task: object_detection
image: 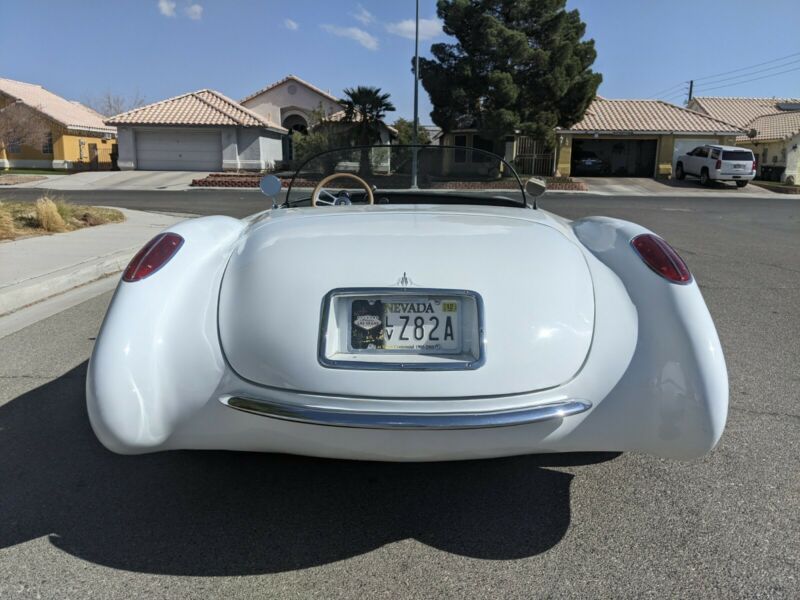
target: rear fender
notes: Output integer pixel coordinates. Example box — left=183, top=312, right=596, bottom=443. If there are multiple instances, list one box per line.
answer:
left=86, top=215, right=245, bottom=454
left=572, top=217, right=728, bottom=459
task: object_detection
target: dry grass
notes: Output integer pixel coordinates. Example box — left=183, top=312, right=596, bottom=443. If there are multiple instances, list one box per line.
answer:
left=0, top=196, right=125, bottom=241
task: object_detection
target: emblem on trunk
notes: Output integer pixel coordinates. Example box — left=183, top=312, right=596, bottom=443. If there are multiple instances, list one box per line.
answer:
left=354, top=314, right=382, bottom=331
left=396, top=272, right=415, bottom=287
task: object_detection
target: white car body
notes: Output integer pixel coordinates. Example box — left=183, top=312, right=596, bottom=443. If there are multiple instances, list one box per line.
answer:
left=86, top=198, right=728, bottom=462
left=675, top=144, right=756, bottom=186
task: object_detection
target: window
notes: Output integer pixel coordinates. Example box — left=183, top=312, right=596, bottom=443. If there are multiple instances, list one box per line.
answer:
left=42, top=132, right=53, bottom=155
left=721, top=150, right=753, bottom=161
left=7, top=138, right=21, bottom=154
left=710, top=148, right=721, bottom=159
left=472, top=135, right=494, bottom=163
left=454, top=134, right=467, bottom=163
left=696, top=147, right=709, bottom=158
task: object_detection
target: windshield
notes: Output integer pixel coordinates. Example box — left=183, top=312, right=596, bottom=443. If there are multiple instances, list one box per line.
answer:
left=284, top=145, right=527, bottom=208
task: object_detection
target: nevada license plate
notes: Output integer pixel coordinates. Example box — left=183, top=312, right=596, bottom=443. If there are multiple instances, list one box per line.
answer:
left=350, top=296, right=461, bottom=353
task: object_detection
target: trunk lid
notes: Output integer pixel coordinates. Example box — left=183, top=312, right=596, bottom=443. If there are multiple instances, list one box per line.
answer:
left=218, top=207, right=594, bottom=398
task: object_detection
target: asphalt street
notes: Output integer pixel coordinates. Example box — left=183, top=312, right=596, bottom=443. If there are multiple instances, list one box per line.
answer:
left=0, top=192, right=798, bottom=599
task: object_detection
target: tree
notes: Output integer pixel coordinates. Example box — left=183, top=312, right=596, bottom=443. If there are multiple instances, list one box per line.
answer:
left=292, top=104, right=348, bottom=169
left=418, top=0, right=601, bottom=147
left=392, top=118, right=432, bottom=146
left=340, top=86, right=396, bottom=174
left=0, top=101, right=50, bottom=157
left=83, top=90, right=146, bottom=117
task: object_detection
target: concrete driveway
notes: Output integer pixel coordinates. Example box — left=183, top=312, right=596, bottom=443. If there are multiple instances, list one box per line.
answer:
left=12, top=170, right=208, bottom=192
left=582, top=177, right=779, bottom=197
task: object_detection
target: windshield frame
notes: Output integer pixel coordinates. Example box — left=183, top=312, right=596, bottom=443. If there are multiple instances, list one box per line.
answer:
left=283, top=144, right=529, bottom=208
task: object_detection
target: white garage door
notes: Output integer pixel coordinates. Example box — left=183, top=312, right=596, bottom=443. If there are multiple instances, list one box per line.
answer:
left=673, top=138, right=719, bottom=168
left=135, top=129, right=222, bottom=171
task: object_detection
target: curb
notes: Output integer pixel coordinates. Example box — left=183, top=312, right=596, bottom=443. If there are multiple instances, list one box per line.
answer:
left=0, top=247, right=133, bottom=316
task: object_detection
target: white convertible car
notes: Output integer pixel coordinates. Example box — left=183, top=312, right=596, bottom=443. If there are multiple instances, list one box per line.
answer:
left=87, top=145, right=728, bottom=461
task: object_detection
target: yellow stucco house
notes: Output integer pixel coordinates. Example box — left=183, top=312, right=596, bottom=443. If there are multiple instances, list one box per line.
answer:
left=0, top=77, right=116, bottom=170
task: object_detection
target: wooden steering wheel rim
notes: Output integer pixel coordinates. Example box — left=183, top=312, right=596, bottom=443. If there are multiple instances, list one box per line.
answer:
left=311, top=172, right=375, bottom=207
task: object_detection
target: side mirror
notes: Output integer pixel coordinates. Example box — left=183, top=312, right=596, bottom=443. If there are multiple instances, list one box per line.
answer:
left=259, top=175, right=282, bottom=207
left=525, top=177, right=547, bottom=198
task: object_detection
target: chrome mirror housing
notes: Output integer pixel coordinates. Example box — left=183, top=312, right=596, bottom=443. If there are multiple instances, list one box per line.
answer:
left=259, top=174, right=282, bottom=207
left=525, top=177, right=547, bottom=198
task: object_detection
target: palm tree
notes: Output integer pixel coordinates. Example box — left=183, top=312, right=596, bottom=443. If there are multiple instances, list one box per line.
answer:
left=340, top=86, right=396, bottom=174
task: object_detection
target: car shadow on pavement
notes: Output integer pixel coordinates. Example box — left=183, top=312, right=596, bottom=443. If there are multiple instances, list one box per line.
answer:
left=0, top=362, right=619, bottom=575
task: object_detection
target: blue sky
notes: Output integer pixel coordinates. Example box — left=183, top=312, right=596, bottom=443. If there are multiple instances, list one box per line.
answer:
left=1, top=0, right=799, bottom=122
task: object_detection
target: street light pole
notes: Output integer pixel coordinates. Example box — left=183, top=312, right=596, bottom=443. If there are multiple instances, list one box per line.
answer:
left=410, top=0, right=420, bottom=189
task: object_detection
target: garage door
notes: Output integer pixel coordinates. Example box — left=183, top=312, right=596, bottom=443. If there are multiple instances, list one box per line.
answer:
left=572, top=139, right=657, bottom=177
left=135, top=129, right=222, bottom=171
left=672, top=138, right=719, bottom=169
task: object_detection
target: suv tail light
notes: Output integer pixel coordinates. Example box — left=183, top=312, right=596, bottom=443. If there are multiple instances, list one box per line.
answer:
left=752, top=159, right=757, bottom=172
left=123, top=232, right=184, bottom=282
left=715, top=159, right=722, bottom=170
left=630, top=234, right=692, bottom=284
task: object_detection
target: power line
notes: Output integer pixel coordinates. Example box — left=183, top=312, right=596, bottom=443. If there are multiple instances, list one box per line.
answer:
left=693, top=50, right=800, bottom=82
left=650, top=81, right=688, bottom=98
left=692, top=57, right=800, bottom=87
left=693, top=64, right=800, bottom=93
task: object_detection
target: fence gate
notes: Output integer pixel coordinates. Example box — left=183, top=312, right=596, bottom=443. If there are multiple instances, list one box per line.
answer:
left=513, top=136, right=554, bottom=176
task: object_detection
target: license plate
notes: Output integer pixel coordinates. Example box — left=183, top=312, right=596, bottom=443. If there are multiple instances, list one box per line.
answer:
left=734, top=164, right=744, bottom=169
left=350, top=296, right=461, bottom=353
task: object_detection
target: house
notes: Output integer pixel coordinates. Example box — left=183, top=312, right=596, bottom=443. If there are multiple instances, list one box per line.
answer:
left=240, top=75, right=396, bottom=160
left=0, top=77, right=116, bottom=170
left=105, top=89, right=286, bottom=171
left=555, top=98, right=743, bottom=178
left=688, top=97, right=800, bottom=184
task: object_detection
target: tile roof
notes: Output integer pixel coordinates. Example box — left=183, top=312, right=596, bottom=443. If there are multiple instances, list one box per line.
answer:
left=738, top=111, right=800, bottom=142
left=0, top=77, right=116, bottom=134
left=559, top=98, right=742, bottom=134
left=690, top=96, right=800, bottom=129
left=240, top=74, right=341, bottom=105
left=104, top=89, right=286, bottom=132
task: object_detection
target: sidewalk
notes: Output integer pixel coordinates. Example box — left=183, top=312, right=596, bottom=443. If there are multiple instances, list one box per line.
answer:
left=10, top=170, right=205, bottom=192
left=580, top=177, right=781, bottom=197
left=0, top=208, right=184, bottom=316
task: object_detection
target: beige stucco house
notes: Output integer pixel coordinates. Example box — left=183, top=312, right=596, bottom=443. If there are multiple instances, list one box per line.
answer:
left=240, top=75, right=396, bottom=160
left=555, top=98, right=742, bottom=178
left=688, top=97, right=800, bottom=184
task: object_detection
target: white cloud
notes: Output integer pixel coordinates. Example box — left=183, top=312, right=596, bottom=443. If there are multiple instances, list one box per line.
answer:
left=284, top=18, right=299, bottom=31
left=157, top=0, right=176, bottom=17
left=321, top=25, right=379, bottom=51
left=386, top=17, right=442, bottom=41
left=352, top=4, right=374, bottom=26
left=184, top=3, right=203, bottom=20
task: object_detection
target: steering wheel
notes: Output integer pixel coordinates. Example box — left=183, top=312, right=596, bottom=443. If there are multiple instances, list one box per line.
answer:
left=311, top=173, right=375, bottom=207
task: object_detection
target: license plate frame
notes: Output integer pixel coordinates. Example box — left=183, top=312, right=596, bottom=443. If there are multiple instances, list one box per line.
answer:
left=319, top=288, right=485, bottom=371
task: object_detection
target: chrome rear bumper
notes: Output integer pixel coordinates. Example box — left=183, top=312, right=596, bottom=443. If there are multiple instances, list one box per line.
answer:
left=220, top=396, right=592, bottom=430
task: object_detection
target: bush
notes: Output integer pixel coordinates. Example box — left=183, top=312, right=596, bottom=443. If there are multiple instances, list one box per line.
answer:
left=35, top=196, right=67, bottom=232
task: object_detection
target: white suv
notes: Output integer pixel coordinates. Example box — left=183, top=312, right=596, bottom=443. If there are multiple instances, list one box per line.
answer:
left=675, top=145, right=756, bottom=187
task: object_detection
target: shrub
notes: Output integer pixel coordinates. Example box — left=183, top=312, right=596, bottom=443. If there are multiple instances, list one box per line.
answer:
left=35, top=197, right=67, bottom=232
left=0, top=211, right=14, bottom=239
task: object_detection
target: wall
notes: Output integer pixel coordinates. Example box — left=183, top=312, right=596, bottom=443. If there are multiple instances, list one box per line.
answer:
left=242, top=80, right=341, bottom=127
left=1, top=121, right=114, bottom=170
left=741, top=136, right=800, bottom=183
left=236, top=128, right=283, bottom=171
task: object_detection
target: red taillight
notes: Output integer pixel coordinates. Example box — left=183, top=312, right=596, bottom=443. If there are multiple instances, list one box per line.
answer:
left=630, top=234, right=692, bottom=284
left=715, top=159, right=722, bottom=170
left=752, top=159, right=757, bottom=172
left=122, top=232, right=184, bottom=282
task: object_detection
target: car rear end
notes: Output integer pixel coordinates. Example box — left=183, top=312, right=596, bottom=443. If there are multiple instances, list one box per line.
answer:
left=712, top=147, right=756, bottom=184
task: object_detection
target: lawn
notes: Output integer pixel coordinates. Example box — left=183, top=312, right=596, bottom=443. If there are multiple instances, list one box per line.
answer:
left=0, top=196, right=124, bottom=241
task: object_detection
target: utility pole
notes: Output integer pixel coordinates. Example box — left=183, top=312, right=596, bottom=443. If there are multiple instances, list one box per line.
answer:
left=688, top=80, right=694, bottom=103
left=410, top=0, right=420, bottom=189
